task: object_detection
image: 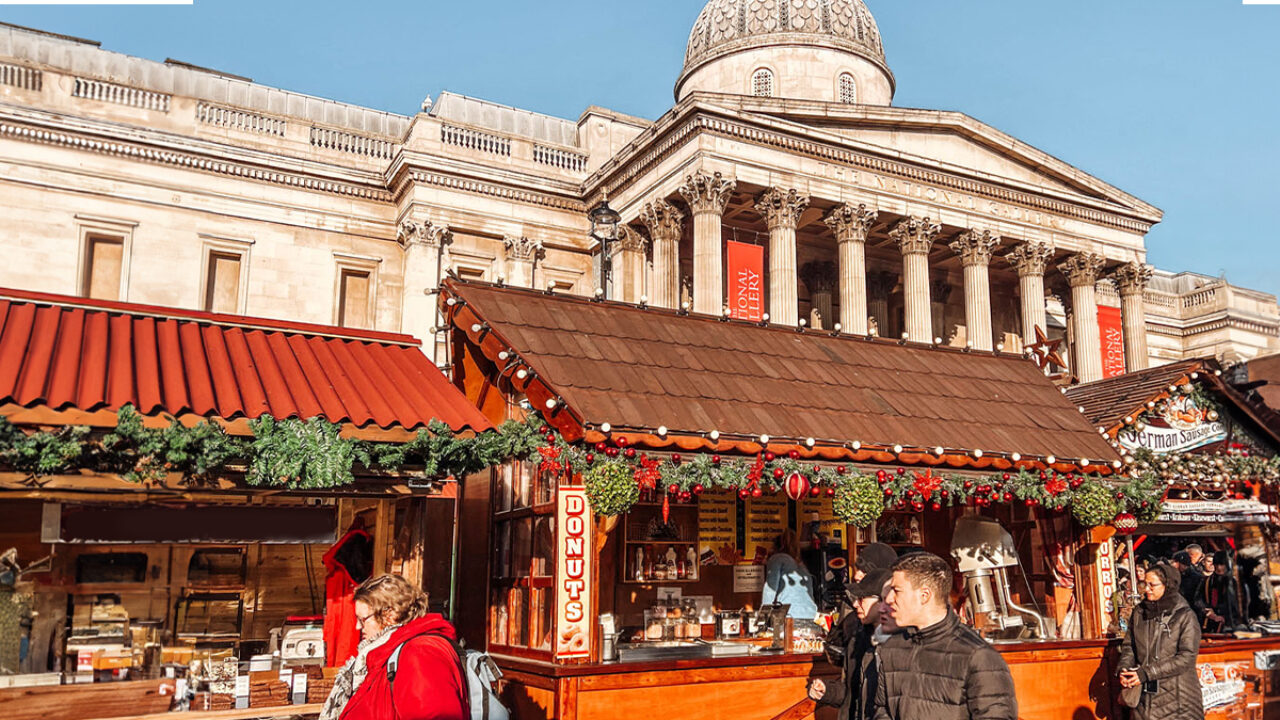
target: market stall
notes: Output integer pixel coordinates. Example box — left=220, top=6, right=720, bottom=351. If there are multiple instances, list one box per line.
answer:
left=1068, top=358, right=1280, bottom=720
left=0, top=288, right=501, bottom=719
left=442, top=278, right=1165, bottom=720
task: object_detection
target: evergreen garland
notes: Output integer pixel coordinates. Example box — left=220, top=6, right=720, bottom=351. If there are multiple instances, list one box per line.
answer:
left=582, top=459, right=641, bottom=517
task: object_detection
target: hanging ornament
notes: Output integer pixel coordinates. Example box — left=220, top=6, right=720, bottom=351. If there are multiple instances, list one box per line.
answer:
left=662, top=493, right=671, bottom=524
left=785, top=472, right=810, bottom=501
left=624, top=448, right=637, bottom=459
left=788, top=449, right=800, bottom=460
left=692, top=484, right=705, bottom=495
left=808, top=485, right=822, bottom=498
left=1113, top=513, right=1139, bottom=536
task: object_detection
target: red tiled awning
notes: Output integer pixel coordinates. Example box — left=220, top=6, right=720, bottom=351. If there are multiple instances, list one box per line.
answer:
left=0, top=287, right=492, bottom=433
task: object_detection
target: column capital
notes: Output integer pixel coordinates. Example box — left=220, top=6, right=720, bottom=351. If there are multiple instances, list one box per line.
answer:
left=1111, top=261, right=1153, bottom=296
left=823, top=203, right=878, bottom=244
left=755, top=187, right=811, bottom=230
left=1058, top=252, right=1106, bottom=288
left=799, top=260, right=837, bottom=294
left=615, top=225, right=649, bottom=254
left=1004, top=241, right=1054, bottom=277
left=948, top=229, right=1001, bottom=267
left=931, top=277, right=954, bottom=305
left=398, top=219, right=453, bottom=249
left=866, top=270, right=898, bottom=297
left=889, top=216, right=941, bottom=255
left=678, top=171, right=736, bottom=215
left=503, top=235, right=545, bottom=262
left=639, top=198, right=685, bottom=241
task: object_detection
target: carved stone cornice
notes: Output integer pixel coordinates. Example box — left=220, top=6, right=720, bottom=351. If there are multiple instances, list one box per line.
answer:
left=1112, top=261, right=1154, bottom=296
left=822, top=203, right=878, bottom=244
left=397, top=219, right=453, bottom=249
left=615, top=225, right=649, bottom=254
left=503, top=235, right=545, bottom=263
left=1005, top=242, right=1055, bottom=278
left=639, top=198, right=685, bottom=242
left=678, top=170, right=736, bottom=215
left=754, top=187, right=811, bottom=230
left=889, top=216, right=941, bottom=256
left=1058, top=252, right=1106, bottom=288
left=866, top=270, right=898, bottom=296
left=948, top=229, right=1001, bottom=267
left=799, top=261, right=838, bottom=294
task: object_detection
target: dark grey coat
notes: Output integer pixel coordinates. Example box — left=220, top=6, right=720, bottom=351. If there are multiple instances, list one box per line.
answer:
left=872, top=612, right=1017, bottom=720
left=1118, top=594, right=1204, bottom=720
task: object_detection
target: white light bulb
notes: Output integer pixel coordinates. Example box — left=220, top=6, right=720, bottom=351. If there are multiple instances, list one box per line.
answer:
left=445, top=297, right=457, bottom=306
left=709, top=430, right=720, bottom=441
left=851, top=441, right=862, bottom=450
left=682, top=302, right=691, bottom=311
left=760, top=434, right=771, bottom=444
left=1011, top=452, right=1022, bottom=462
left=934, top=337, right=942, bottom=345
left=805, top=437, right=815, bottom=447
left=594, top=288, right=604, bottom=297
left=901, top=332, right=910, bottom=340
left=799, top=319, right=807, bottom=328
left=762, top=313, right=771, bottom=322
left=893, top=444, right=903, bottom=454
left=545, top=398, right=557, bottom=409
left=934, top=446, right=944, bottom=456
left=640, top=295, right=649, bottom=305
left=833, top=323, right=842, bottom=332
left=516, top=369, right=528, bottom=379
left=996, top=343, right=1005, bottom=352
left=1046, top=455, right=1056, bottom=465
left=547, top=280, right=557, bottom=290
left=470, top=323, right=482, bottom=333
left=657, top=426, right=668, bottom=437
left=498, top=351, right=510, bottom=361
left=600, top=422, right=611, bottom=433
left=973, top=449, right=983, bottom=458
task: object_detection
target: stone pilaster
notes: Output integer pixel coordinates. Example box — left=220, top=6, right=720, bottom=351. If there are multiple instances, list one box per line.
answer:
left=889, top=216, right=941, bottom=342
left=397, top=218, right=453, bottom=365
left=1059, top=252, right=1106, bottom=383
left=1005, top=242, right=1054, bottom=345
left=866, top=271, right=897, bottom=336
left=678, top=171, right=735, bottom=314
left=949, top=229, right=1001, bottom=351
left=639, top=199, right=684, bottom=308
left=799, top=261, right=837, bottom=330
left=612, top=226, right=649, bottom=304
left=1112, top=261, right=1153, bottom=372
left=755, top=187, right=811, bottom=326
left=823, top=203, right=878, bottom=334
left=503, top=235, right=544, bottom=289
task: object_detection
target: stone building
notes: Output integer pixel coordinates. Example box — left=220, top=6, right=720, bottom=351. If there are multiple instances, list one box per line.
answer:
left=0, top=3, right=1272, bottom=377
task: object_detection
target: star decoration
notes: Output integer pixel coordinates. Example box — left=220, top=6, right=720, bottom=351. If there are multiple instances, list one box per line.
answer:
left=1026, top=325, right=1068, bottom=374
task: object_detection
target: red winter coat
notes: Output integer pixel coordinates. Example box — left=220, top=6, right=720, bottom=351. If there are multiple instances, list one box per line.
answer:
left=339, top=615, right=469, bottom=720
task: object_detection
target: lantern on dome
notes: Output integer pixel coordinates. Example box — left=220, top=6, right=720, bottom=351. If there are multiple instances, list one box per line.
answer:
left=785, top=472, right=811, bottom=501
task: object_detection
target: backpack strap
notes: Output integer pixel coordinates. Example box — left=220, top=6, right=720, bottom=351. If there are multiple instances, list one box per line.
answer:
left=386, top=631, right=470, bottom=718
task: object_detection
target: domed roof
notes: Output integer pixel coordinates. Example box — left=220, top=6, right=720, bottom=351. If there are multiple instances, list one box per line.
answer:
left=683, top=0, right=887, bottom=75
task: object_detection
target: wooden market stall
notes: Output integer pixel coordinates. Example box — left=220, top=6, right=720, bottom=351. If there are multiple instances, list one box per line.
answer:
left=0, top=288, right=493, bottom=719
left=1068, top=358, right=1280, bottom=720
left=442, top=278, right=1169, bottom=720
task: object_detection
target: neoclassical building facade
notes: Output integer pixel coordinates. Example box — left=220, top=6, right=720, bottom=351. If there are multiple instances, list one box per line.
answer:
left=0, top=2, right=1273, bottom=377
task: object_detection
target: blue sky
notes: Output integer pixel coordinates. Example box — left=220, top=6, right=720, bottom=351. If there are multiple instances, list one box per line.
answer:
left=4, top=1, right=1278, bottom=295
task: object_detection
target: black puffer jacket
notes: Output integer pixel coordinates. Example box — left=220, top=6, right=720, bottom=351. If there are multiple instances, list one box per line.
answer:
left=872, top=612, right=1016, bottom=720
left=1118, top=592, right=1203, bottom=720
left=817, top=622, right=881, bottom=720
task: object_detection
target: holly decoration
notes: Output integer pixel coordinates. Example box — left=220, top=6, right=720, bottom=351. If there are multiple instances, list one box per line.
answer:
left=583, top=459, right=641, bottom=517
left=1071, top=483, right=1121, bottom=528
left=833, top=473, right=885, bottom=528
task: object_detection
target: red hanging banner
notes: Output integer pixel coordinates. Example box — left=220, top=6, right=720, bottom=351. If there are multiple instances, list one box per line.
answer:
left=1098, top=305, right=1125, bottom=378
left=726, top=241, right=764, bottom=321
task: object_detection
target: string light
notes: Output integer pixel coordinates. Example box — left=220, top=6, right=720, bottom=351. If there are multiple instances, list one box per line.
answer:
left=600, top=422, right=611, bottom=433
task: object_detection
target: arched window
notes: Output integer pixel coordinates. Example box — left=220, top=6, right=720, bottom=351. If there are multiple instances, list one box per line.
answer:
left=839, top=73, right=857, bottom=104
left=752, top=68, right=774, bottom=97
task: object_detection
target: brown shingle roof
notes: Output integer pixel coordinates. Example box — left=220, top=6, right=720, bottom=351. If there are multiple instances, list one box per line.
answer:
left=446, top=281, right=1118, bottom=468
left=1064, top=360, right=1204, bottom=430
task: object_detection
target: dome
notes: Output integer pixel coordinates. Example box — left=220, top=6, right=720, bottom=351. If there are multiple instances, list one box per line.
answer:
left=677, top=0, right=894, bottom=105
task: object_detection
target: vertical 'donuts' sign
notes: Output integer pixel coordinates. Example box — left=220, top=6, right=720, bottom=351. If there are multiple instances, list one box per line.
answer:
left=555, top=488, right=593, bottom=660
left=726, top=241, right=764, bottom=321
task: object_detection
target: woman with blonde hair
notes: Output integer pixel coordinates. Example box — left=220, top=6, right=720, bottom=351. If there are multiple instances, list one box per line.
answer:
left=321, top=574, right=468, bottom=720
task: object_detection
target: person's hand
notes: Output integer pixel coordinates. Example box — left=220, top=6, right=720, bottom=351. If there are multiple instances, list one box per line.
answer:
left=808, top=679, right=826, bottom=700
left=1119, top=670, right=1141, bottom=689
left=1207, top=611, right=1223, bottom=623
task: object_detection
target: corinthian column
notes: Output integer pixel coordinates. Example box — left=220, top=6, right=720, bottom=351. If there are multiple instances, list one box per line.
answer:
left=800, top=261, right=837, bottom=329
left=1112, top=262, right=1153, bottom=372
left=949, top=229, right=1001, bottom=351
left=866, top=271, right=897, bottom=336
left=639, top=199, right=684, bottom=308
left=612, top=226, right=649, bottom=304
left=755, top=187, right=811, bottom=326
left=1059, top=252, right=1106, bottom=383
left=678, top=171, right=735, bottom=314
left=503, top=236, right=544, bottom=289
left=1005, top=242, right=1054, bottom=345
left=889, top=216, right=941, bottom=342
left=398, top=218, right=453, bottom=364
left=823, top=203, right=878, bottom=334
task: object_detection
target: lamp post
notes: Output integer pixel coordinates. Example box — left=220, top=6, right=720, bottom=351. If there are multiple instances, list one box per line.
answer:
left=589, top=193, right=621, bottom=299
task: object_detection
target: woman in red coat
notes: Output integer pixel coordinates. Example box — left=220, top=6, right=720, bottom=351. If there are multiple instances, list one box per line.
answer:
left=320, top=574, right=468, bottom=720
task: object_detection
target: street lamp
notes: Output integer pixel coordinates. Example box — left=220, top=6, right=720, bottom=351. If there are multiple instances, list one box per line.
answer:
left=588, top=193, right=621, bottom=298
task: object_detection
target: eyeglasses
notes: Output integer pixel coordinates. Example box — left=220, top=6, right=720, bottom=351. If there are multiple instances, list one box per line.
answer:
left=356, top=612, right=377, bottom=626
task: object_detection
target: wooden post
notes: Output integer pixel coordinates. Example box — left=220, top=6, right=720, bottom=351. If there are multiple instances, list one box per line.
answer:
left=372, top=499, right=393, bottom=576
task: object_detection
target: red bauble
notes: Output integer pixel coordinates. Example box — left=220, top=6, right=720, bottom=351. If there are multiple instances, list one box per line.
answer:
left=1025, top=498, right=1037, bottom=507
left=772, top=467, right=785, bottom=480
left=897, top=468, right=906, bottom=476
left=809, top=485, right=822, bottom=497
left=764, top=452, right=776, bottom=462
left=788, top=450, right=800, bottom=460
left=876, top=469, right=888, bottom=483
left=1113, top=513, right=1139, bottom=536
left=912, top=502, right=925, bottom=512
left=751, top=487, right=763, bottom=499
left=940, top=490, right=950, bottom=500
left=585, top=453, right=595, bottom=463
left=1140, top=501, right=1149, bottom=509
left=1070, top=479, right=1083, bottom=490
left=1115, top=491, right=1126, bottom=500
left=826, top=487, right=835, bottom=497
left=929, top=502, right=941, bottom=512
left=963, top=481, right=973, bottom=490
left=616, top=436, right=629, bottom=447
left=883, top=488, right=894, bottom=497
left=738, top=489, right=750, bottom=500
left=595, top=442, right=607, bottom=452
left=606, top=447, right=619, bottom=457
left=624, top=448, right=637, bottom=459
left=667, top=484, right=679, bottom=494
left=712, top=455, right=722, bottom=465
left=692, top=484, right=705, bottom=495
left=679, top=491, right=692, bottom=502
left=837, top=465, right=847, bottom=475
left=672, top=454, right=682, bottom=464
left=1003, top=492, right=1014, bottom=503
left=1002, top=473, right=1011, bottom=481
left=784, top=472, right=810, bottom=501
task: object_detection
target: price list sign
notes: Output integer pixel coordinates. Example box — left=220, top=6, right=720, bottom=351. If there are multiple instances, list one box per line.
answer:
left=698, top=492, right=739, bottom=564
left=798, top=496, right=845, bottom=549
left=744, top=494, right=788, bottom=563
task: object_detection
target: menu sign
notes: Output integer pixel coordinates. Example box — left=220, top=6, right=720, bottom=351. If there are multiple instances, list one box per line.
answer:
left=554, top=488, right=593, bottom=660
left=798, top=496, right=844, bottom=549
left=698, top=492, right=738, bottom=564
left=744, top=495, right=788, bottom=563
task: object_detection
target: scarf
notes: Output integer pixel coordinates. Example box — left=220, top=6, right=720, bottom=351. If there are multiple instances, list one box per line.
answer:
left=319, top=623, right=402, bottom=720
left=1140, top=590, right=1180, bottom=618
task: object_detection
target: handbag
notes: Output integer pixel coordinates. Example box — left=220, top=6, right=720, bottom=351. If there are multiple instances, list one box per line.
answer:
left=1119, top=683, right=1142, bottom=708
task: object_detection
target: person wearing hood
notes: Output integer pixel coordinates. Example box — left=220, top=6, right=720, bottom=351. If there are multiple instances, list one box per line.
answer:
left=809, top=568, right=894, bottom=720
left=825, top=543, right=898, bottom=667
left=320, top=574, right=468, bottom=720
left=1197, top=551, right=1243, bottom=633
left=1118, top=562, right=1203, bottom=720
left=1170, top=551, right=1204, bottom=610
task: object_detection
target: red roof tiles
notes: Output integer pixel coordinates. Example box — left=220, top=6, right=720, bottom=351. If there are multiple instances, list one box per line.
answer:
left=0, top=287, right=492, bottom=433
left=446, top=281, right=1117, bottom=464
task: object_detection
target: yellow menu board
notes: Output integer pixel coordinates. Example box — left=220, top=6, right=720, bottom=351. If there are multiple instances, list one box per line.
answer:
left=797, top=496, right=846, bottom=549
left=697, top=492, right=739, bottom=565
left=744, top=494, right=788, bottom=563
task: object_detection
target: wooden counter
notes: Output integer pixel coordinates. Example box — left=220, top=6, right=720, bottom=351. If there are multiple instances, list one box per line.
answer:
left=88, top=704, right=321, bottom=720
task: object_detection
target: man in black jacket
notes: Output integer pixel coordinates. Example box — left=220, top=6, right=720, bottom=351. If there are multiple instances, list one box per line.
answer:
left=873, top=553, right=1017, bottom=720
left=809, top=568, right=893, bottom=720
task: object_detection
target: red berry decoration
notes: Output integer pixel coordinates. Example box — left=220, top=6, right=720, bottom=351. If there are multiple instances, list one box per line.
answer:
left=897, top=468, right=906, bottom=476
left=585, top=453, right=595, bottom=463
left=764, top=452, right=776, bottom=462
left=940, top=490, right=950, bottom=500
left=712, top=455, right=721, bottom=464
left=679, top=492, right=692, bottom=502
left=595, top=442, right=607, bottom=452
left=1140, top=501, right=1149, bottom=509
left=606, top=447, right=619, bottom=457
left=738, top=489, right=750, bottom=500
left=672, top=454, right=682, bottom=464
left=837, top=465, right=847, bottom=475
left=668, top=484, right=680, bottom=494
left=1113, top=512, right=1138, bottom=536
left=931, top=502, right=942, bottom=512
left=751, top=487, right=763, bottom=499
left=826, top=487, right=836, bottom=497
left=1070, top=479, right=1083, bottom=490
left=1115, top=491, right=1126, bottom=501
left=876, top=469, right=887, bottom=483
left=1024, top=498, right=1036, bottom=507
left=785, top=472, right=810, bottom=501
left=1002, top=473, right=1011, bottom=482
left=624, top=448, right=637, bottom=459
left=788, top=450, right=800, bottom=460
left=912, top=502, right=925, bottom=512
left=963, top=481, right=973, bottom=490
left=693, top=484, right=705, bottom=495
left=884, top=488, right=894, bottom=497
left=773, top=467, right=785, bottom=480
left=616, top=436, right=629, bottom=447
left=809, top=485, right=822, bottom=498
left=1003, top=492, right=1014, bottom=502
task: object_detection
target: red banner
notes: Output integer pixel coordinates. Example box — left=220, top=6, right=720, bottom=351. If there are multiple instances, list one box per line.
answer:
left=726, top=241, right=764, bottom=321
left=1098, top=305, right=1125, bottom=378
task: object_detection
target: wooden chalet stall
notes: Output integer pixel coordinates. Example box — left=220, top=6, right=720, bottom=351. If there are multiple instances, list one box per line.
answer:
left=443, top=278, right=1156, bottom=720
left=0, top=288, right=492, bottom=720
left=1068, top=359, right=1280, bottom=720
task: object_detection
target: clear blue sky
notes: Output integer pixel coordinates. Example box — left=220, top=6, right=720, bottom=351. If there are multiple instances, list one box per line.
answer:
left=4, top=1, right=1278, bottom=295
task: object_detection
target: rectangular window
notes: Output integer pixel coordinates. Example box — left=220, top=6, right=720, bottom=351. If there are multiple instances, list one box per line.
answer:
left=488, top=457, right=555, bottom=654
left=82, top=234, right=124, bottom=300
left=204, top=252, right=242, bottom=313
left=338, top=269, right=372, bottom=328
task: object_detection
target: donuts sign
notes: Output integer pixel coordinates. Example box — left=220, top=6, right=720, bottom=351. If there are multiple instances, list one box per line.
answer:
left=555, top=488, right=594, bottom=660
